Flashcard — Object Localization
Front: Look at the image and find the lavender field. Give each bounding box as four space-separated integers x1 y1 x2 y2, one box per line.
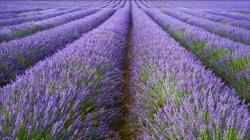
0 0 249 139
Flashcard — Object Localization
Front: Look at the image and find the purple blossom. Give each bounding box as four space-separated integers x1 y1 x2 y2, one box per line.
0 1 249 139
130 3 249 139
180 8 250 30
206 10 250 22
0 7 82 27
162 9 250 45
0 6 130 139
144 8 250 100
0 9 99 43
0 9 115 85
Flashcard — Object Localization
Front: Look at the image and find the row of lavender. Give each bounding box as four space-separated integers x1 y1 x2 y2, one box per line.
135 1 250 101
0 0 249 139
0 4 130 139
142 0 250 29
0 0 124 25
0 8 57 20
144 0 250 18
0 0 126 85
0 0 123 27
0 9 99 42
162 9 250 45
140 0 250 48
0 1 94 20
0 9 115 85
206 10 250 22
0 7 82 27
0 0 105 14
179 8 250 30
130 4 249 139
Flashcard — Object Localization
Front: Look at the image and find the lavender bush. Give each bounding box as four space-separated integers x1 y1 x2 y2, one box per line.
0 8 70 20
0 7 82 27
0 0 249 139
206 10 250 22
130 5 249 139
0 13 23 20
0 9 98 42
0 7 130 139
180 8 250 30
0 9 115 85
144 8 250 101
0 8 49 14
163 9 250 45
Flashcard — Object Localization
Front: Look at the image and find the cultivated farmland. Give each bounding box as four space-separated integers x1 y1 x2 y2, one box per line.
0 0 249 139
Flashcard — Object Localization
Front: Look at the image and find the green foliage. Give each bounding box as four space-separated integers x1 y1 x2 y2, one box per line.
78 93 97 120
204 111 210 125
202 129 213 140
49 83 56 96
221 20 230 25
173 30 186 42
96 68 106 81
14 26 47 38
12 93 21 103
227 57 250 96
224 128 241 140
16 54 34 68
16 126 53 140
140 69 150 85
15 30 37 38
95 64 108 81
18 54 26 65
0 65 6 72
190 42 207 54
82 77 92 86
207 47 228 63
229 57 250 71
1 106 11 136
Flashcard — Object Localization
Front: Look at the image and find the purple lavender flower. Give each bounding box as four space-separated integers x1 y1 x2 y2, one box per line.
180 8 250 30
206 10 250 22
162 9 250 45
130 3 249 139
144 8 250 100
0 9 115 85
0 7 130 139
0 9 99 42
0 7 82 26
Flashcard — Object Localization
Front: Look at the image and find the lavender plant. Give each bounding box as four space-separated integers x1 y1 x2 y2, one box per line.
163 9 250 45
227 9 250 14
144 8 250 101
206 10 250 22
0 7 130 139
0 9 115 85
0 8 71 20
0 9 98 42
0 7 82 27
0 8 49 14
130 5 249 139
180 8 250 30
0 13 22 20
